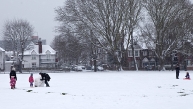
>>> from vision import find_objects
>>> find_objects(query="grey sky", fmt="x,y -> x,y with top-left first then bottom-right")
0,0 -> 65,45
1,0 -> 193,45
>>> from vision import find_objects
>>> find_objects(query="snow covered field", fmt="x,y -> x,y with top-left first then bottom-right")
0,70 -> 193,109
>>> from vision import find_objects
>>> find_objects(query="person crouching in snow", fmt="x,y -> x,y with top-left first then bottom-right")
10,76 -> 16,89
39,73 -> 50,87
29,73 -> 34,87
185,72 -> 190,79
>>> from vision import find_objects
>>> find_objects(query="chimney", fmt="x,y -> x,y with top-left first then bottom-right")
38,38 -> 42,54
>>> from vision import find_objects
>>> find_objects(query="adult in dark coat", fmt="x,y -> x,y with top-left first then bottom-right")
175,63 -> 180,79
39,73 -> 50,87
9,67 -> 17,80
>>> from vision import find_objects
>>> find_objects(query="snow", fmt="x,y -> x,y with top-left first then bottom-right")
0,70 -> 193,109
0,47 -> 5,52
23,42 -> 56,55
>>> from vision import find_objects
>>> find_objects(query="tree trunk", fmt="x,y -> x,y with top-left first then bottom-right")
159,58 -> 165,71
19,61 -> 22,73
131,32 -> 138,71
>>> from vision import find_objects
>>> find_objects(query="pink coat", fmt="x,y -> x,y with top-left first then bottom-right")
29,76 -> 34,83
10,78 -> 16,86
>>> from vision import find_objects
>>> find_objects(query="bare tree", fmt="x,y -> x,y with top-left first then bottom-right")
125,0 -> 142,71
141,0 -> 193,70
55,0 -> 142,70
51,30 -> 91,67
3,19 -> 34,73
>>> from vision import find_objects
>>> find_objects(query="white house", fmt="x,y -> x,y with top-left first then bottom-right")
0,47 -> 5,70
21,41 -> 56,69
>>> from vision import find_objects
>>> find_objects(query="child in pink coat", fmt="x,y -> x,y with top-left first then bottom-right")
29,73 -> 34,87
10,76 -> 16,89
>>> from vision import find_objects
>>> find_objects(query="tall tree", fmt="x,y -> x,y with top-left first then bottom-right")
55,0 -> 142,70
126,0 -> 142,71
3,19 -> 34,73
51,31 -> 91,67
142,0 -> 193,70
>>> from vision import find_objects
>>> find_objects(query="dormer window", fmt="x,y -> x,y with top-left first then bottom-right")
31,50 -> 37,60
46,50 -> 51,59
32,54 -> 36,60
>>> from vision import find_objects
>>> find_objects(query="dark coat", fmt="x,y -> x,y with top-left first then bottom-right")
39,73 -> 50,87
185,73 -> 190,79
175,65 -> 180,72
39,73 -> 51,81
10,70 -> 17,80
39,73 -> 46,80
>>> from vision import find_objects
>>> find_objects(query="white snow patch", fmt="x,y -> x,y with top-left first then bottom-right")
0,70 -> 192,109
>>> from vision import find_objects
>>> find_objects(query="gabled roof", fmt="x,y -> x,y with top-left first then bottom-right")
142,57 -> 149,62
141,43 -> 148,49
23,42 -> 56,55
128,43 -> 142,50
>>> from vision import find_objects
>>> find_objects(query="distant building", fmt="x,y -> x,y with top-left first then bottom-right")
0,47 -> 5,70
21,40 -> 56,69
127,42 -> 142,70
127,42 -> 158,70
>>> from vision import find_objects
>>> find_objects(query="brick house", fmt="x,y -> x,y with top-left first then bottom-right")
127,43 -> 142,70
127,43 -> 158,70
127,41 -> 193,70
140,49 -> 157,70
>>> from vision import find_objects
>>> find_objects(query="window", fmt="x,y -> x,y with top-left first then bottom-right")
31,54 -> 36,60
143,51 -> 147,56
149,51 -> 153,55
128,50 -> 132,56
149,51 -> 154,56
46,53 -> 50,59
32,62 -> 36,68
46,51 -> 51,59
135,50 -> 139,57
31,50 -> 37,60
129,50 -> 139,57
143,63 -> 148,68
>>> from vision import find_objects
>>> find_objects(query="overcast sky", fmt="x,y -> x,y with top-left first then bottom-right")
1,0 -> 193,45
0,0 -> 65,45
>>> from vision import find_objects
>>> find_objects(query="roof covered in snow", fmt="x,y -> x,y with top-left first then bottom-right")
128,42 -> 156,50
128,43 -> 142,50
141,43 -> 148,49
23,42 -> 56,55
